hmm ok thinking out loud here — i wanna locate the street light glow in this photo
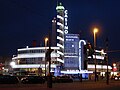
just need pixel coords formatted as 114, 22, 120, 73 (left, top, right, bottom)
10, 61, 15, 66
93, 27, 99, 82
45, 37, 48, 42
45, 37, 48, 77
101, 49, 104, 54
93, 27, 98, 34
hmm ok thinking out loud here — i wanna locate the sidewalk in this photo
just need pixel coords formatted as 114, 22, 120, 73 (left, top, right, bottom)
0, 80, 120, 90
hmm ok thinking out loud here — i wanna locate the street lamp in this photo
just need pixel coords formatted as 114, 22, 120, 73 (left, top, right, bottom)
45, 37, 48, 77
93, 27, 98, 82
105, 38, 109, 85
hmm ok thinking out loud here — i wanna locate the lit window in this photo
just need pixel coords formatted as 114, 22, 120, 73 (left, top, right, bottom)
72, 45, 74, 47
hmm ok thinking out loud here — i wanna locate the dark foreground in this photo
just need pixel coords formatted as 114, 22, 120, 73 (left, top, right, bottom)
0, 80, 120, 90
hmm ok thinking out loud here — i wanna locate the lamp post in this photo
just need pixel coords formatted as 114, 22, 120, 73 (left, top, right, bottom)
93, 27, 98, 82
47, 31, 53, 88
45, 37, 48, 77
105, 37, 109, 85
101, 49, 104, 79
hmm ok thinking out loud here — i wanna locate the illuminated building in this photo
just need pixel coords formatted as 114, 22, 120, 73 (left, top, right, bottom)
87, 49, 112, 79
10, 2, 112, 78
111, 62, 120, 76
11, 46, 60, 75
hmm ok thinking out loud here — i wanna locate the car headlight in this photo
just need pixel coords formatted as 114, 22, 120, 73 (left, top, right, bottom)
115, 77, 118, 80
119, 77, 120, 80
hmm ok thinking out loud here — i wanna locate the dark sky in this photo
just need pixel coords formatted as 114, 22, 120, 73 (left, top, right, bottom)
0, 0, 120, 63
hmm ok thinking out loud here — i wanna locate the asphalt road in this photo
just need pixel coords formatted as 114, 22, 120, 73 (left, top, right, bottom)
0, 80, 120, 90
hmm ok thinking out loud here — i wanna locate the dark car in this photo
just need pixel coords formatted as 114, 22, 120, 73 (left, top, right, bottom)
56, 76, 73, 83
0, 75, 19, 84
52, 76, 57, 83
21, 76, 45, 84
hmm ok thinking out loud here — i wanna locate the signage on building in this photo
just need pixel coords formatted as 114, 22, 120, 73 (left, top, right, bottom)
64, 10, 68, 34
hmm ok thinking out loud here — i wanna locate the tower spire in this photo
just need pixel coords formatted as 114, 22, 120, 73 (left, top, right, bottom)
56, 2, 64, 11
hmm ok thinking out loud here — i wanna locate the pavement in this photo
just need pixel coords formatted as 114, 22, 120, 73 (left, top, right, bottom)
0, 80, 120, 90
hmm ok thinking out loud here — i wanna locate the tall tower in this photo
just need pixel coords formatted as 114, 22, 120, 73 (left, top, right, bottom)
56, 3, 65, 64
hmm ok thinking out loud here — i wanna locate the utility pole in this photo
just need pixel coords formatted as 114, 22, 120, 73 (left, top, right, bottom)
46, 30, 53, 88
105, 37, 109, 85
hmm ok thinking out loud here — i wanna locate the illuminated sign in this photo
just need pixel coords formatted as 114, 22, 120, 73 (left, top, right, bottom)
64, 10, 68, 34
66, 36, 78, 38
88, 64, 112, 69
61, 70, 93, 74
113, 63, 117, 71
88, 55, 105, 60
79, 40, 86, 70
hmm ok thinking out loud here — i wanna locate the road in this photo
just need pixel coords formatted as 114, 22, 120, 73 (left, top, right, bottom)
0, 80, 120, 90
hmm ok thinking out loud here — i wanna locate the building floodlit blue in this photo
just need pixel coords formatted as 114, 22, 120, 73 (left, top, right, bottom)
64, 34, 80, 69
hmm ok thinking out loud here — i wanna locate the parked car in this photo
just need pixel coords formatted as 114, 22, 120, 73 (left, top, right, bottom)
21, 76, 45, 84
0, 75, 19, 84
56, 76, 73, 83
52, 76, 57, 83
114, 76, 120, 81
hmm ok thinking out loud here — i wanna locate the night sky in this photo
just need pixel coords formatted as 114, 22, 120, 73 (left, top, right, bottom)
0, 0, 120, 64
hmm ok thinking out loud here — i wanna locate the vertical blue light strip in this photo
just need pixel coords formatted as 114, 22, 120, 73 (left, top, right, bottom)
79, 40, 86, 70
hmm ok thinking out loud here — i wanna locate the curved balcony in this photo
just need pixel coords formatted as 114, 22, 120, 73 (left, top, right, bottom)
57, 29, 64, 34
57, 36, 64, 42
57, 43, 64, 49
